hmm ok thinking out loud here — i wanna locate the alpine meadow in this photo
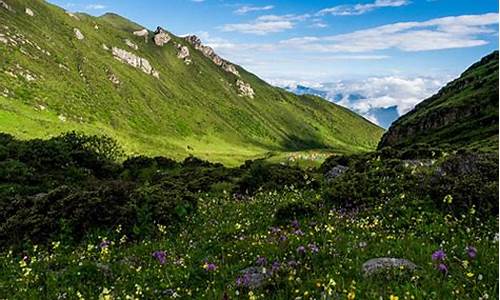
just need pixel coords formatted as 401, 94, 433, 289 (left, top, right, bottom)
0, 0, 498, 299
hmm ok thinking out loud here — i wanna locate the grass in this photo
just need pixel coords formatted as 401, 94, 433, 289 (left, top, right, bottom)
0, 0, 384, 166
1, 188, 497, 299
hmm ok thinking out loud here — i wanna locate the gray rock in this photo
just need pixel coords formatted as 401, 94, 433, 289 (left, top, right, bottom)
325, 165, 349, 181
362, 258, 417, 276
238, 267, 271, 289
153, 26, 171, 46
133, 29, 149, 42
124, 39, 138, 50
185, 35, 240, 76
0, 1, 14, 12
112, 47, 153, 75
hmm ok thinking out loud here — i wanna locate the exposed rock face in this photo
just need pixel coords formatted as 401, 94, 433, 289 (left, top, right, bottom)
153, 27, 171, 46
111, 47, 158, 77
362, 258, 417, 277
66, 12, 80, 20
176, 44, 191, 64
73, 28, 84, 40
25, 8, 34, 16
185, 35, 240, 77
236, 80, 255, 98
133, 29, 149, 42
125, 39, 138, 50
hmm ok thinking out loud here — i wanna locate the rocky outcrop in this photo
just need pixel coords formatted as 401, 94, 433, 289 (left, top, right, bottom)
236, 80, 255, 98
66, 12, 80, 20
73, 28, 84, 40
153, 27, 171, 46
185, 35, 240, 77
0, 1, 14, 12
25, 8, 34, 16
125, 39, 138, 50
133, 29, 149, 42
362, 258, 417, 277
111, 47, 159, 78
176, 44, 191, 64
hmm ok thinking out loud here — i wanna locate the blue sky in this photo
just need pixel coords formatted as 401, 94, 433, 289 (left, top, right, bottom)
50, 0, 499, 127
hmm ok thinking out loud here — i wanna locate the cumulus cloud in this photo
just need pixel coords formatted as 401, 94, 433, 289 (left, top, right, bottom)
234, 5, 274, 15
221, 14, 309, 35
322, 76, 449, 116
318, 0, 409, 16
281, 13, 499, 52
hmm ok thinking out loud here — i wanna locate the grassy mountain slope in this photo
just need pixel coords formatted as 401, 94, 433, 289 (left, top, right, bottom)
0, 0, 383, 165
379, 51, 499, 151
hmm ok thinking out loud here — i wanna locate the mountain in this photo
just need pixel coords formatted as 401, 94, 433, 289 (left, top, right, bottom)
378, 51, 499, 151
0, 0, 383, 165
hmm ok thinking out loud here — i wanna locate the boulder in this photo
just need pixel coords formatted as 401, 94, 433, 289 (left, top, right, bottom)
73, 28, 84, 40
66, 12, 80, 20
153, 27, 171, 46
0, 1, 13, 12
362, 258, 417, 277
25, 8, 34, 16
111, 47, 158, 77
237, 267, 271, 289
325, 165, 349, 182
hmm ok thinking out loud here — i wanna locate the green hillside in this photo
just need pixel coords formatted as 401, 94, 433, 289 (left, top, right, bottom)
0, 0, 383, 165
379, 51, 499, 151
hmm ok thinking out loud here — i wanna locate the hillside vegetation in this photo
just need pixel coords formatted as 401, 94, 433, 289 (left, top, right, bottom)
0, 0, 382, 165
379, 51, 499, 151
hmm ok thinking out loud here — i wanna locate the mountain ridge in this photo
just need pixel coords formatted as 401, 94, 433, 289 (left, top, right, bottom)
378, 51, 499, 151
0, 0, 383, 165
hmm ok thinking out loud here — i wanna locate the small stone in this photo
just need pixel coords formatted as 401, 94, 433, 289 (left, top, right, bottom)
125, 39, 138, 50
236, 80, 255, 99
58, 115, 67, 122
325, 165, 349, 181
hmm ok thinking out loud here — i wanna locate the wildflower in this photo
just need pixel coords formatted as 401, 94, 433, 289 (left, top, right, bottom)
256, 256, 267, 266
291, 220, 300, 229
390, 295, 399, 300
152, 250, 167, 265
294, 229, 304, 236
308, 243, 319, 254
437, 263, 448, 274
296, 245, 306, 255
432, 249, 446, 261
287, 260, 298, 268
271, 261, 281, 273
99, 240, 110, 249
466, 272, 474, 278
347, 291, 356, 300
203, 262, 217, 272
466, 246, 477, 259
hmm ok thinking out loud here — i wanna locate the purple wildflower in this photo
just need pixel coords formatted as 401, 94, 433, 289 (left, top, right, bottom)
256, 256, 267, 266
294, 229, 304, 236
22, 255, 30, 264
152, 250, 167, 265
437, 263, 448, 274
432, 249, 446, 261
308, 243, 319, 254
287, 260, 298, 268
236, 273, 251, 287
99, 240, 110, 249
291, 220, 300, 229
466, 246, 477, 259
296, 245, 306, 255
279, 235, 287, 242
271, 261, 281, 273
204, 262, 217, 272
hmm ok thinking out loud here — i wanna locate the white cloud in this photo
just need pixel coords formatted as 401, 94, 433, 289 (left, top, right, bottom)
85, 4, 106, 10
318, 0, 409, 16
234, 5, 274, 15
321, 76, 450, 116
220, 14, 309, 35
281, 13, 499, 52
